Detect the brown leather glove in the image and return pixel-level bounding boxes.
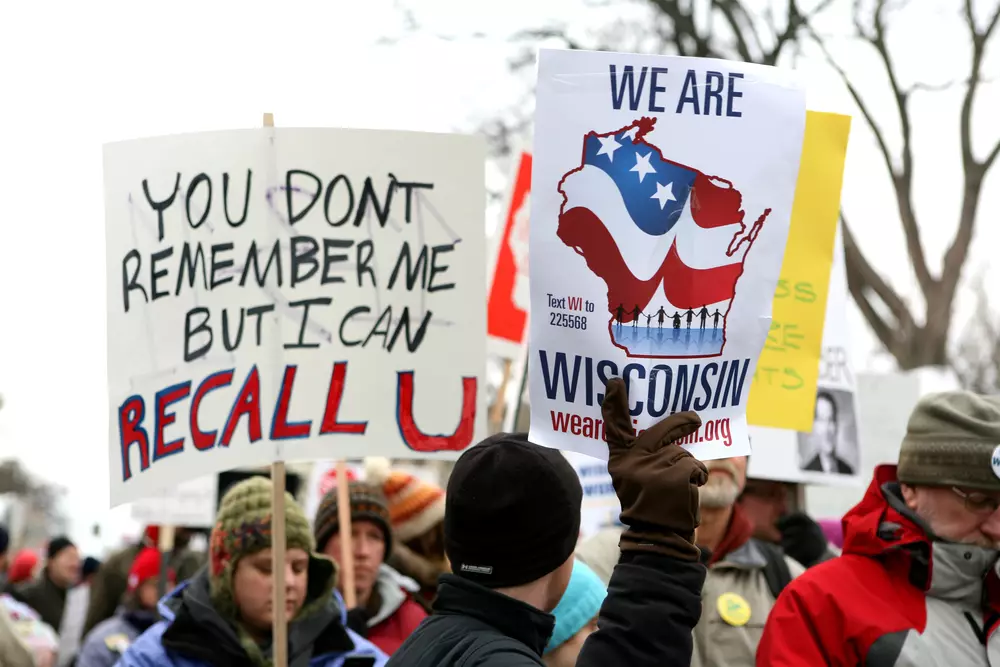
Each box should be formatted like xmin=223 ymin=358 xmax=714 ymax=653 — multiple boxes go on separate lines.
xmin=602 ymin=377 xmax=709 ymax=562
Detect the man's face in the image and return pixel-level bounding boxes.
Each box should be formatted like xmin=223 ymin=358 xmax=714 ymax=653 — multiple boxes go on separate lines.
xmin=739 ymin=480 xmax=791 ymax=543
xmin=49 ymin=547 xmax=80 ymax=588
xmin=813 ymin=396 xmax=838 ymax=455
xmin=902 ymin=484 xmax=1000 ymax=548
xmin=700 ymin=456 xmax=748 ymax=509
xmin=323 ymin=521 xmax=386 ymax=602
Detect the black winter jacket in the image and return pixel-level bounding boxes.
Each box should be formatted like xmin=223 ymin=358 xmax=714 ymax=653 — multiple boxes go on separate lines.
xmin=387 ymin=551 xmax=706 ymax=666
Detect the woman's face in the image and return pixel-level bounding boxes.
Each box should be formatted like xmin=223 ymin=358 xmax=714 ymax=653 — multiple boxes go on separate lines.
xmin=231 ymin=548 xmax=310 ymax=634
xmin=543 ymin=617 xmax=599 ymax=667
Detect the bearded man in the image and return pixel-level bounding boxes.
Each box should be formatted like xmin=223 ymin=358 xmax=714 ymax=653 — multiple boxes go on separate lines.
xmin=576 ymin=455 xmax=802 ymax=667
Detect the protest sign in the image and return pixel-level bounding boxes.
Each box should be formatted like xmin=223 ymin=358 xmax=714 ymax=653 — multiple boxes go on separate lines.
xmin=488 ymin=152 xmax=532 ymax=359
xmin=746 ymin=112 xmax=851 ymax=431
xmin=748 ymin=224 xmax=862 ymax=485
xmin=527 ymin=49 xmax=806 ymax=461
xmin=105 ymin=128 xmax=487 ymax=506
xmin=130 ymin=475 xmax=217 ymax=527
xmin=563 ymin=451 xmax=621 ymax=538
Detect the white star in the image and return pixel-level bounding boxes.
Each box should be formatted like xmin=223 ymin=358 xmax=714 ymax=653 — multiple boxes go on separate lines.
xmin=596 ymin=135 xmax=622 ymax=163
xmin=651 ymin=181 xmax=677 ymax=209
xmin=630 ymin=152 xmax=656 ymax=183
xmin=623 ymin=126 xmax=640 ymax=141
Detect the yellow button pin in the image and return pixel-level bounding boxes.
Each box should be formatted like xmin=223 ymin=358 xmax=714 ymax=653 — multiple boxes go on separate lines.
xmin=717 ymin=592 xmax=751 ymax=627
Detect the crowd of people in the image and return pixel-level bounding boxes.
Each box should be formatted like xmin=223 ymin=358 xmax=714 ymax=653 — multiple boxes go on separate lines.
xmin=0 ymin=384 xmax=996 ymax=666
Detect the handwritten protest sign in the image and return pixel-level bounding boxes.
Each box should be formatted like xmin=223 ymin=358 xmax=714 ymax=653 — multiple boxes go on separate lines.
xmin=747 ymin=112 xmax=851 ymax=431
xmin=527 ymin=49 xmax=806 ymax=460
xmin=130 ymin=475 xmax=218 ymax=527
xmin=105 ymin=128 xmax=486 ymax=506
xmin=748 ymin=224 xmax=862 ymax=485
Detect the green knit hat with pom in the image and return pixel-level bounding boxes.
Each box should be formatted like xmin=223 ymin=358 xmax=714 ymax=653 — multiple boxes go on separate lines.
xmin=209 ymin=476 xmax=335 ymax=623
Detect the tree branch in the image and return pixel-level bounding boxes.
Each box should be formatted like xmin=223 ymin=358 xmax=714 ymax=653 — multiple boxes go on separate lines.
xmin=841 ymin=213 xmax=917 ymax=359
xmin=857 ymin=0 xmax=934 ymax=298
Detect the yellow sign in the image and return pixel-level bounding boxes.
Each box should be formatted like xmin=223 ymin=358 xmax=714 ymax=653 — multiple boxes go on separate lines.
xmin=717 ymin=592 xmax=752 ymax=626
xmin=747 ymin=111 xmax=851 ymax=431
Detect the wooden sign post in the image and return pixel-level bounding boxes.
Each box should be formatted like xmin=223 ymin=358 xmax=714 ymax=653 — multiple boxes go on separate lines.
xmin=335 ymin=460 xmax=356 ymax=608
xmin=263 ymin=111 xmax=289 ymax=667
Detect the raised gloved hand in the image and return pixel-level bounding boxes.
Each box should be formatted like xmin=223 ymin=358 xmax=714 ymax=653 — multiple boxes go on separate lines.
xmin=602 ymin=377 xmax=709 ymax=562
xmin=777 ymin=512 xmax=829 ymax=568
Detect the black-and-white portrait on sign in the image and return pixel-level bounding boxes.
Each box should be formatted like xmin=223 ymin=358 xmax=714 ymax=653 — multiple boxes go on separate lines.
xmin=797 ymin=388 xmax=859 ymax=475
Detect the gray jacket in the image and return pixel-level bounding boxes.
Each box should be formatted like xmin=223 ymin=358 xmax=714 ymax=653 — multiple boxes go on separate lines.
xmin=75 ymin=607 xmax=158 ymax=667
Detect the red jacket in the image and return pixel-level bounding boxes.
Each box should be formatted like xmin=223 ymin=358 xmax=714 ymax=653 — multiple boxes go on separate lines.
xmin=758 ymin=465 xmax=1000 ymax=666
xmin=367 ymin=596 xmax=427 ymax=655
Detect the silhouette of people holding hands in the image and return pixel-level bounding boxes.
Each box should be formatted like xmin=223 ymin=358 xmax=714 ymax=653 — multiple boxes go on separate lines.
xmin=645 ymin=313 xmax=652 ymax=328
xmin=698 ymin=306 xmax=710 ymax=330
xmin=672 ymin=311 xmax=681 ymax=329
xmin=685 ymin=308 xmax=694 ymax=328
xmin=656 ymin=306 xmax=666 ymax=329
xmin=615 ymin=303 xmax=625 ymax=330
xmin=632 ymin=304 xmax=641 ymax=328
xmin=712 ymin=309 xmax=722 ymax=329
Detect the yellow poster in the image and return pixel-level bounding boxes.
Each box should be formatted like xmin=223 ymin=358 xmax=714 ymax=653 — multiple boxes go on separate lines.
xmin=747 ymin=111 xmax=851 ymax=431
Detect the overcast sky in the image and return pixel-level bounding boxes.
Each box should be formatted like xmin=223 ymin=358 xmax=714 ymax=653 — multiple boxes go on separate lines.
xmin=1 ymin=0 xmax=997 ymax=552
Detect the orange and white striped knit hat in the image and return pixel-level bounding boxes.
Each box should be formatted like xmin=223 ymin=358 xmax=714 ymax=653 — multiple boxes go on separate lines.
xmin=365 ymin=457 xmax=446 ymax=543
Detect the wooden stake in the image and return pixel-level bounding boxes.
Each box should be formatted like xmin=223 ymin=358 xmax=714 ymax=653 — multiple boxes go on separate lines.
xmin=263 ymin=110 xmax=289 ymax=667
xmin=156 ymin=525 xmax=176 ymax=599
xmin=489 ymin=358 xmax=513 ymax=431
xmin=335 ymin=460 xmax=357 ymax=608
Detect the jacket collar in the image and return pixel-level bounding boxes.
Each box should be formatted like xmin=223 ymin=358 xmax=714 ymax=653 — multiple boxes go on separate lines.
xmin=844 ymin=465 xmax=1000 ymax=613
xmin=434 ymin=574 xmax=555 ymax=655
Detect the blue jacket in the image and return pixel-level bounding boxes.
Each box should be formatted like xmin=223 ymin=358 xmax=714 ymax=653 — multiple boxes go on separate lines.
xmin=114 ymin=573 xmax=387 ymax=667
xmin=77 ymin=607 xmax=158 ymax=667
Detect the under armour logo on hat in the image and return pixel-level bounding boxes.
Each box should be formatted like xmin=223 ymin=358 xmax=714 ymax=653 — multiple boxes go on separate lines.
xmin=460 ymin=564 xmax=493 ymax=575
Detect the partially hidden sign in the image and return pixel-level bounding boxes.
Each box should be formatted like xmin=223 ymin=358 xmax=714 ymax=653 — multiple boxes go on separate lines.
xmin=487 ymin=152 xmax=532 ymax=359
xmin=104 ymin=128 xmax=487 ymax=506
xmin=527 ymin=49 xmax=806 ymax=461
xmin=747 ymin=111 xmax=851 ymax=431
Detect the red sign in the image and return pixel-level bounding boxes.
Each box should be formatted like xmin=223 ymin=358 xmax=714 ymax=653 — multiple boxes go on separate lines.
xmin=488 ymin=152 xmax=532 ymax=358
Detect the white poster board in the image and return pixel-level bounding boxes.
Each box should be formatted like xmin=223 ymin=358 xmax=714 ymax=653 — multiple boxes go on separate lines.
xmin=527 ymin=49 xmax=806 ymax=461
xmin=748 ymin=224 xmax=862 ymax=485
xmin=129 ymin=475 xmax=218 ymax=527
xmin=563 ymin=451 xmax=621 ymax=539
xmin=105 ymin=128 xmax=487 ymax=506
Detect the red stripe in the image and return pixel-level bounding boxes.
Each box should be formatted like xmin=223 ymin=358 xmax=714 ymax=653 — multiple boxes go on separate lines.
xmin=690 ymin=173 xmax=746 ymax=230
xmin=661 ymin=240 xmax=743 ymax=309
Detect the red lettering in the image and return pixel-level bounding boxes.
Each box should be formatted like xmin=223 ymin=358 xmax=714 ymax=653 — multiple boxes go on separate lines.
xmin=271 ymin=365 xmax=312 ymax=440
xmin=220 ymin=366 xmax=263 ymax=446
xmin=190 ymin=370 xmax=234 ymax=450
xmin=118 ymin=396 xmax=149 ymax=482
xmin=319 ymin=362 xmax=367 ymax=435
xmin=154 ymin=382 xmax=191 ymax=461
xmin=396 ymin=371 xmax=476 ymax=452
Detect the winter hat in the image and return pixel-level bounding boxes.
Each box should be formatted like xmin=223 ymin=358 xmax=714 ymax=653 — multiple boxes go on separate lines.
xmin=313 ymin=481 xmax=393 ymax=558
xmin=544 ymin=560 xmax=607 ymax=654
xmin=445 ymin=432 xmax=583 ymax=588
xmin=8 ymin=550 xmax=37 ymax=584
xmin=143 ymin=526 xmax=160 ymax=546
xmin=897 ymin=391 xmax=1000 ymax=491
xmin=46 ymin=536 xmax=74 ymax=560
xmin=0 ymin=526 xmax=8 ymax=555
xmin=82 ymin=556 xmax=101 ymax=579
xmin=366 ymin=458 xmax=446 ymax=543
xmin=208 ymin=477 xmax=322 ymax=619
xmin=128 ymin=547 xmax=169 ymax=592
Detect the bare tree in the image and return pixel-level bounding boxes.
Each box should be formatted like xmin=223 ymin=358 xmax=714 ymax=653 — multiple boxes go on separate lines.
xmin=819 ymin=1 xmax=1000 ymax=370
xmin=952 ymin=275 xmax=1000 ymax=393
xmin=0 ymin=459 xmax=67 ymax=534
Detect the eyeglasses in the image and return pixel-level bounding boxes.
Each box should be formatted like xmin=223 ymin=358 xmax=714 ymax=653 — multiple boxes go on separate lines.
xmin=951 ymin=487 xmax=1000 ymax=515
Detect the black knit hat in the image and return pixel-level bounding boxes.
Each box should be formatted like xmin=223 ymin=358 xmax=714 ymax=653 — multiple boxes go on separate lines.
xmin=314 ymin=482 xmax=393 ymax=559
xmin=47 ymin=536 xmax=74 ymax=560
xmin=445 ymin=432 xmax=583 ymax=588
